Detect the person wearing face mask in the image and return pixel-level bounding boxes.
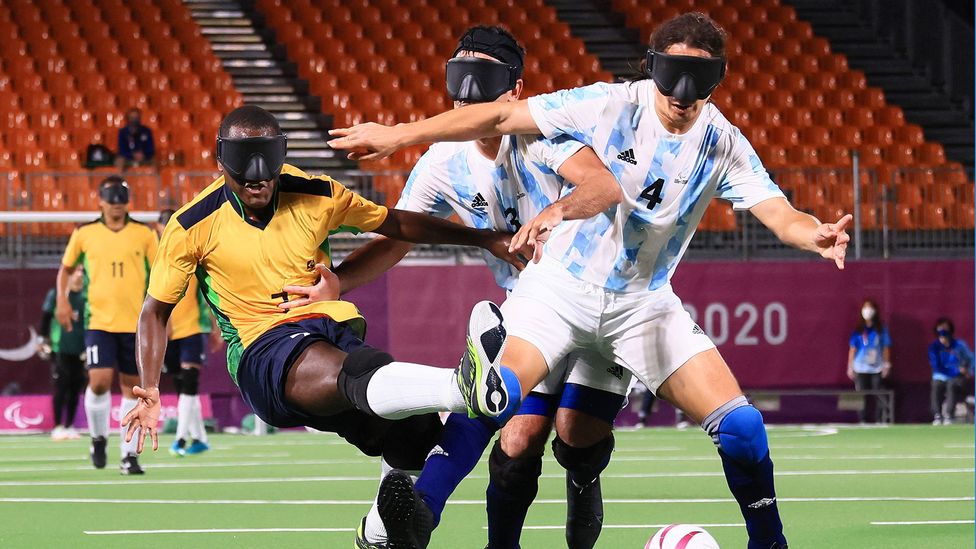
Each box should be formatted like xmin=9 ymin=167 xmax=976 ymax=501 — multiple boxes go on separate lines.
xmin=929 ymin=318 xmax=974 ymax=425
xmin=846 ymin=299 xmax=891 ymax=424
xmin=116 ymin=108 xmax=155 ymax=168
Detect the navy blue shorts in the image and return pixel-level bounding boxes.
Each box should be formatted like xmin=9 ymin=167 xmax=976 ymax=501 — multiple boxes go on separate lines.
xmin=163 ymin=334 xmax=207 ymax=374
xmin=84 ymin=330 xmax=137 ymax=376
xmin=235 ymin=316 xmax=442 ymax=465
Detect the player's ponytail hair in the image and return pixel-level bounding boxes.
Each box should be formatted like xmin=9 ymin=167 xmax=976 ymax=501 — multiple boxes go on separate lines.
xmin=628 ymin=12 xmax=728 ymax=81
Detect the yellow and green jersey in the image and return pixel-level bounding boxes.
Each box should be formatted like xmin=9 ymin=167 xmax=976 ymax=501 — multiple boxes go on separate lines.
xmin=168 ymin=277 xmax=212 ymax=340
xmin=148 ymin=164 xmax=388 ymax=381
xmin=61 ymin=216 xmax=158 ymax=333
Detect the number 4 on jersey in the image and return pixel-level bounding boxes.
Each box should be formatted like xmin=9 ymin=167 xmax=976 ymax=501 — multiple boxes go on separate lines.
xmin=640 ymin=178 xmax=665 ymax=209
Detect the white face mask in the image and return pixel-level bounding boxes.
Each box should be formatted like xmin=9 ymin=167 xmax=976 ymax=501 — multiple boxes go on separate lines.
xmin=861 ymin=307 xmax=876 ymax=321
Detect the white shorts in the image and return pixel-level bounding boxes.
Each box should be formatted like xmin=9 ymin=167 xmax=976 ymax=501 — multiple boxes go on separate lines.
xmin=501 ymin=256 xmax=716 ymax=394
xmin=529 ymin=347 xmax=632 ymax=397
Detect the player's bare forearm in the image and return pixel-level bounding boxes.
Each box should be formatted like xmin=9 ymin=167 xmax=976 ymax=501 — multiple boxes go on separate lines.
xmin=334 ymin=236 xmax=414 ymax=294
xmin=375 ymin=210 xmax=525 ymax=270
xmin=401 ymin=101 xmax=538 ymax=143
xmin=750 ymin=198 xmax=821 ymax=253
xmin=556 ymin=147 xmax=623 ymax=220
xmin=376 ymin=209 xmax=496 ymax=247
xmin=327 ymin=102 xmax=540 ymax=161
xmin=136 ymin=296 xmax=175 ymax=390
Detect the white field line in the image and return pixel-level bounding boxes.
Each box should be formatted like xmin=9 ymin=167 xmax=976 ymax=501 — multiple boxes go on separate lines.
xmin=0 ymin=468 xmax=973 ymax=485
xmin=0 ymin=452 xmax=291 ymax=464
xmin=609 ymin=454 xmax=973 ymax=462
xmin=871 ymin=520 xmax=974 ymax=526
xmin=4 ymin=496 xmax=972 ymax=506
xmin=944 ymin=443 xmax=976 ymax=449
xmin=85 ymin=527 xmax=354 ymax=535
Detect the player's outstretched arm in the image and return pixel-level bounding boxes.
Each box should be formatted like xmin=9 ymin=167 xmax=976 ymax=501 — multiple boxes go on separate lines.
xmin=374 ymin=209 xmax=527 ymax=271
xmin=327 ymin=100 xmax=539 ymax=161
xmin=125 ymin=296 xmax=175 ymax=453
xmin=53 ymin=264 xmax=75 ymax=331
xmin=750 ymin=198 xmax=852 ymax=270
xmin=510 ymin=146 xmax=623 ymax=262
xmin=332 ymin=237 xmax=414 ymax=295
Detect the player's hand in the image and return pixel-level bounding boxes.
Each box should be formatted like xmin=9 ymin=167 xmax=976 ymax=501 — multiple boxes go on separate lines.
xmin=485 ymin=232 xmax=526 ymax=272
xmin=510 ymin=204 xmax=563 ymax=264
xmin=846 ymin=367 xmax=855 ymax=382
xmin=36 ymin=338 xmax=51 ymax=361
xmin=881 ymin=362 xmax=891 ymax=379
xmin=327 ymin=123 xmax=405 ymax=162
xmin=123 ymin=386 xmax=160 ymax=453
xmin=278 ymin=263 xmax=341 ymax=310
xmin=54 ymin=301 xmax=73 ymax=331
xmin=813 ymin=214 xmax=852 ymax=270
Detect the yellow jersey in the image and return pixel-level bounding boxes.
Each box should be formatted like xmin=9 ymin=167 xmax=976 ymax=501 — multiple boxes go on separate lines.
xmin=148 ymin=164 xmax=388 ymax=381
xmin=62 ymin=216 xmax=158 ymax=333
xmin=168 ymin=276 xmax=212 ymax=340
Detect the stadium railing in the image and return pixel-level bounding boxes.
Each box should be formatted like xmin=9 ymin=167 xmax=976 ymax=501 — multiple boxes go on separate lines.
xmin=1 ymin=164 xmax=972 ymax=268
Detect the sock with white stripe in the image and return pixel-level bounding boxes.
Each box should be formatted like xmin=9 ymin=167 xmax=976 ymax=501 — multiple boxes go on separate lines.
xmin=176 ymin=394 xmax=192 ymax=443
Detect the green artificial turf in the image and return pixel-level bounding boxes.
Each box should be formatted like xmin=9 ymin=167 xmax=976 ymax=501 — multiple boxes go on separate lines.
xmin=0 ymin=424 xmax=971 ymax=548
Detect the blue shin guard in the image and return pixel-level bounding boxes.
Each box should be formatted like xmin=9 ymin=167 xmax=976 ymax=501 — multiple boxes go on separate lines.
xmin=702 ymin=397 xmax=787 ymax=549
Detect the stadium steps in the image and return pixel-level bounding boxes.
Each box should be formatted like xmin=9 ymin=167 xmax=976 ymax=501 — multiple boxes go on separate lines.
xmin=185 ymin=0 xmax=352 ymax=170
xmin=787 ymin=0 xmax=975 ymax=174
xmin=545 ymin=0 xmax=643 ymax=80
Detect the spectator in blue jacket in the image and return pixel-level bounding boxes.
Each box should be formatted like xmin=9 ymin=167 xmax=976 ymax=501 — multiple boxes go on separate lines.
xmin=116 ymin=108 xmax=154 ymax=167
xmin=847 ymin=299 xmax=892 ymax=423
xmin=930 ymin=317 xmax=974 ymax=425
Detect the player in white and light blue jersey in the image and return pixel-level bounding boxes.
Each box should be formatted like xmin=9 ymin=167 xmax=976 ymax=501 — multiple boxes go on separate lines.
xmin=330 ymin=13 xmax=853 ymax=549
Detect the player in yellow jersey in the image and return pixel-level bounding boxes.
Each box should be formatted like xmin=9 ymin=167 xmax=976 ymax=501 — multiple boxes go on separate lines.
xmin=155 ymin=209 xmax=222 ymax=457
xmin=56 ymin=176 xmax=158 ymax=474
xmin=123 ymin=106 xmax=524 ymax=547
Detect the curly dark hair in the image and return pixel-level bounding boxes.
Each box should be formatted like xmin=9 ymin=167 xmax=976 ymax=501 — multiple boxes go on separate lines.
xmin=633 ymin=12 xmax=727 ymax=79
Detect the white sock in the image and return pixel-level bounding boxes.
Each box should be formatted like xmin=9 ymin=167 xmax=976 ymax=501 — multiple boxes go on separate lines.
xmin=253 ymin=415 xmax=267 ymax=435
xmin=363 ymin=460 xmax=421 ymax=544
xmin=84 ymin=387 xmax=110 ymax=439
xmin=176 ymin=394 xmax=192 ymax=442
xmin=365 ymin=363 xmax=466 ymax=420
xmin=189 ymin=395 xmax=208 ymax=443
xmin=119 ymin=397 xmax=139 ymax=458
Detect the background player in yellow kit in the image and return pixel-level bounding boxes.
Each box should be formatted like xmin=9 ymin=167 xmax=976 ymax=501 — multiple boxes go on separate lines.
xmin=56 ymin=176 xmax=158 ymax=474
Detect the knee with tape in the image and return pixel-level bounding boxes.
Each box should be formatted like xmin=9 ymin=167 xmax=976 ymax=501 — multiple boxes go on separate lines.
xmin=179 ymin=367 xmax=199 ymax=396
xmin=336 ymin=346 xmax=394 ymax=416
xmin=551 ymin=433 xmax=614 ymax=485
xmin=702 ymin=396 xmax=768 ymax=466
xmin=488 ymin=439 xmax=543 ymax=500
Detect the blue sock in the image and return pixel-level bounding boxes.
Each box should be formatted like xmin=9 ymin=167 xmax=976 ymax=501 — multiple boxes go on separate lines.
xmin=415 ymin=413 xmax=497 ymax=526
xmin=719 ymin=450 xmax=786 ymax=549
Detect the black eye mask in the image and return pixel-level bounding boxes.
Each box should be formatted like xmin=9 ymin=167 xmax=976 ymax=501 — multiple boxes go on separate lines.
xmin=99 ymin=181 xmax=129 ymax=204
xmin=216 ymin=135 xmax=288 ymax=184
xmin=446 ymin=57 xmax=518 ymax=103
xmin=645 ymin=50 xmax=726 ymax=105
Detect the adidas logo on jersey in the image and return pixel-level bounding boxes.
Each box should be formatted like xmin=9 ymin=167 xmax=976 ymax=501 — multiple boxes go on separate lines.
xmin=616 ymin=148 xmax=637 ymax=165
xmin=471 ymin=193 xmax=488 ymax=211
xmin=426 ymin=445 xmax=449 ymax=460
xmin=606 ymin=365 xmax=624 ymax=380
xmin=692 ymin=324 xmax=705 ymax=335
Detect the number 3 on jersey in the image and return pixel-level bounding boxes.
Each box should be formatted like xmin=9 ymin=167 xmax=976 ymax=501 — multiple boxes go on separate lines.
xmin=640 ymin=178 xmax=665 ymax=209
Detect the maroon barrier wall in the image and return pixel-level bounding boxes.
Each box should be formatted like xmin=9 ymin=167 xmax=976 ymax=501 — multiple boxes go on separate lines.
xmin=1 ymin=260 xmax=972 ymax=424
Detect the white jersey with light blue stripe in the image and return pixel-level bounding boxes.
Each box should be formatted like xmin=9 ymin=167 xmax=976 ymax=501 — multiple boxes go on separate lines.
xmin=527 ymin=80 xmax=785 ymax=293
xmin=396 ymin=134 xmax=584 ymax=290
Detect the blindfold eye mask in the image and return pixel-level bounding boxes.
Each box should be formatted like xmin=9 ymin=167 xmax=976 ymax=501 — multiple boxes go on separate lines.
xmin=645 ymin=50 xmax=726 ymax=104
xmin=216 ymin=134 xmax=288 ymax=184
xmin=446 ymin=57 xmax=518 ymax=103
xmin=99 ymin=180 xmax=129 ymax=204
